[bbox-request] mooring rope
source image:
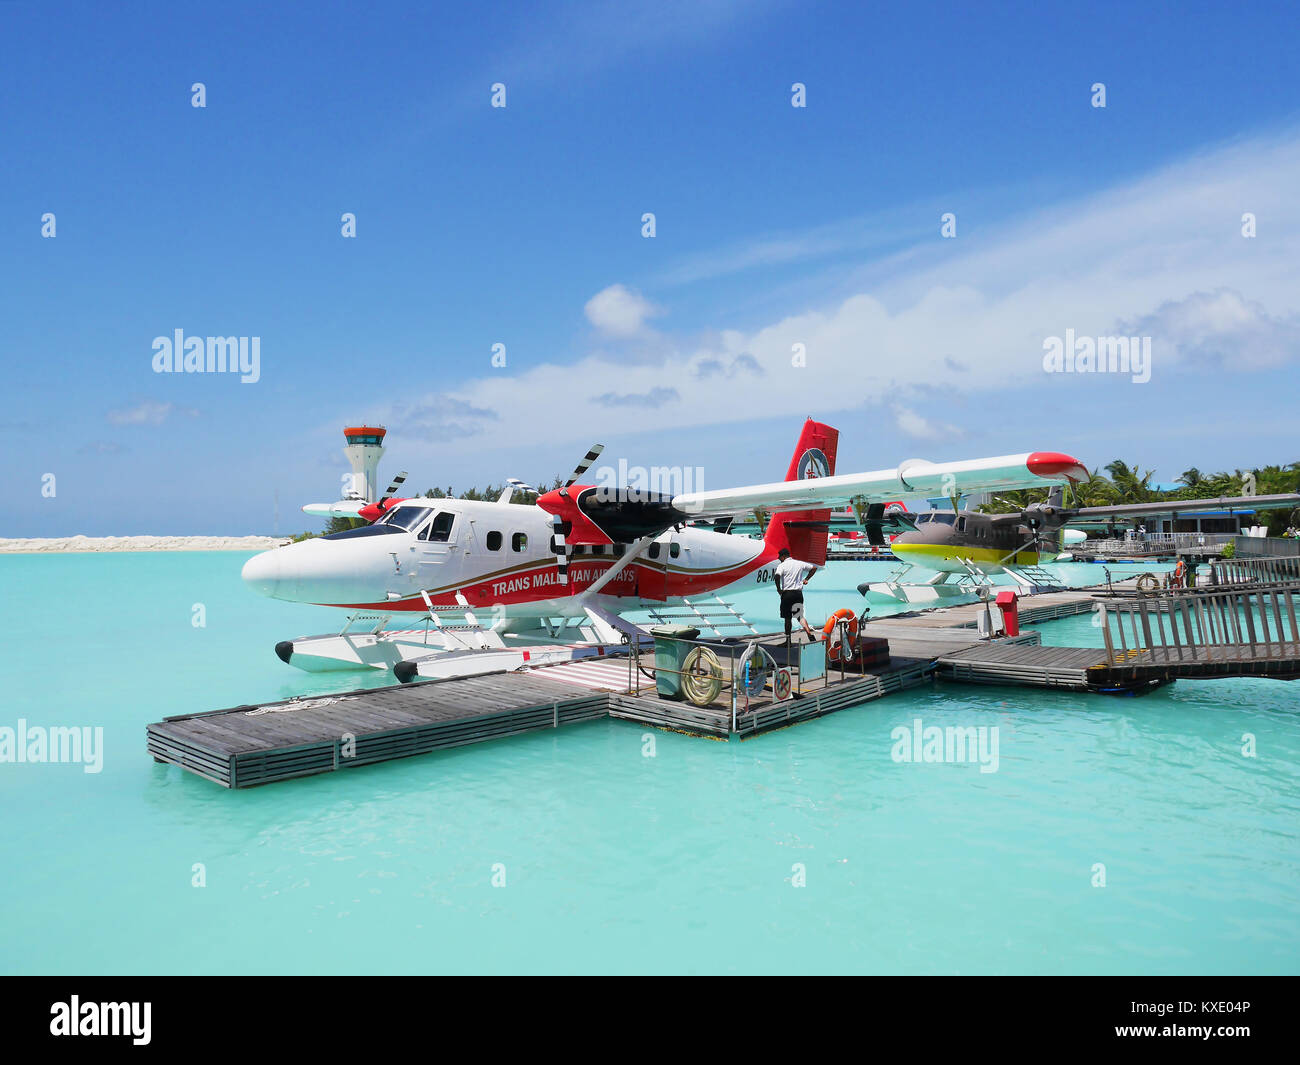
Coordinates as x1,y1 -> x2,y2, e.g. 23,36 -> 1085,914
245,696 -> 347,716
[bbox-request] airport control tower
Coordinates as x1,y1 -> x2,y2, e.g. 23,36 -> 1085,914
343,425 -> 386,502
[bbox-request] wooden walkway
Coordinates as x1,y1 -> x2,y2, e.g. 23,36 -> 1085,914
866,587 -> 1101,633
1100,642 -> 1300,680
936,644 -> 1109,691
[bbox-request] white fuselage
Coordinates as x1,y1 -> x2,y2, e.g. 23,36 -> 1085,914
243,497 -> 775,619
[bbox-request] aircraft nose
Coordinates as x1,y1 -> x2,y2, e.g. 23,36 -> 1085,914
241,549 -> 281,598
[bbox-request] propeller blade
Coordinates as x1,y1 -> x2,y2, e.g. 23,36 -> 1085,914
551,514 -> 570,585
357,470 -> 410,524
500,478 -> 535,503
564,445 -> 604,488
378,471 -> 408,506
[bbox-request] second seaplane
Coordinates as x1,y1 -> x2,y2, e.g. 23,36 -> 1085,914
858,487 -> 1300,604
242,419 -> 1088,678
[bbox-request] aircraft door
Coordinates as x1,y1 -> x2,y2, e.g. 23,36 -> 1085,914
412,510 -> 460,589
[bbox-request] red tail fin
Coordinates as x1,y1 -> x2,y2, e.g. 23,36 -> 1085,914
763,419 -> 839,565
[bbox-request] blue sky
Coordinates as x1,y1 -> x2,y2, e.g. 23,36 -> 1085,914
3,0 -> 1299,535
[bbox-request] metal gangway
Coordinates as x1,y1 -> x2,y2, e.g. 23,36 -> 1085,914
644,594 -> 759,638
1005,564 -> 1067,591
1096,583 -> 1300,676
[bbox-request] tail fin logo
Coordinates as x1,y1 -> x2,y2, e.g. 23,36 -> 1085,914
797,448 -> 830,480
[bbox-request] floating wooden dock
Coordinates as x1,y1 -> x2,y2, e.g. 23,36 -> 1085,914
149,651 -> 934,788
150,580 -> 1300,788
147,673 -> 611,788
936,644 -> 1112,691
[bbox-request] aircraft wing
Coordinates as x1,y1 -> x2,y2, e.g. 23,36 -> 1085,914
1070,493 -> 1300,523
302,500 -> 367,518
671,452 -> 1088,518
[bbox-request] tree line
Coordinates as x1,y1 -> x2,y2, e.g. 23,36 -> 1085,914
978,460 -> 1300,533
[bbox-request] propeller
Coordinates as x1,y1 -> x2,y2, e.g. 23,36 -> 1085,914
562,445 -> 604,490
546,444 -> 603,583
357,471 -> 409,523
857,500 -> 916,545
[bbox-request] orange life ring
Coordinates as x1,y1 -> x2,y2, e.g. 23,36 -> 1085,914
823,608 -> 859,663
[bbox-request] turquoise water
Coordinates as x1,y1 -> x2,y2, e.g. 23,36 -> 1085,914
1,553 -> 1297,974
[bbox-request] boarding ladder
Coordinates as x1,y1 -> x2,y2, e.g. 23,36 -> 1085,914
1004,565 -> 1067,592
414,589 -> 505,650
645,594 -> 759,638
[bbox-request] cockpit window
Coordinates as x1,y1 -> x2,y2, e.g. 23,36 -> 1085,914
381,505 -> 434,531
419,511 -> 455,543
921,512 -> 957,525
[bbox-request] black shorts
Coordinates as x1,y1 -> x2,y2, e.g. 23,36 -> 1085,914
779,589 -> 805,619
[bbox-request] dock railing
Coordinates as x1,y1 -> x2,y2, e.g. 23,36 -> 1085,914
1071,532 -> 1234,558
1098,584 -> 1300,666
1232,535 -> 1300,559
1209,555 -> 1300,587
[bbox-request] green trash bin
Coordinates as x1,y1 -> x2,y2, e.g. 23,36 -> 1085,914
649,625 -> 700,700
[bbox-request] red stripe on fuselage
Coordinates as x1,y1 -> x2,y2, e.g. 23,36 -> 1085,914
317,549 -> 776,612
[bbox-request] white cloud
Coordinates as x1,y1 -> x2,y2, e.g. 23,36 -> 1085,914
1119,288 -> 1300,370
77,440 -> 128,455
584,284 -> 659,337
891,404 -> 963,442
106,401 -> 197,426
366,128 -> 1300,460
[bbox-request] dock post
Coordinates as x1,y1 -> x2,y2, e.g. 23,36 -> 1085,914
730,645 -> 738,735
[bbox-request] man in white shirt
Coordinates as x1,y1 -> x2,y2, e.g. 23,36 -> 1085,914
774,548 -> 819,640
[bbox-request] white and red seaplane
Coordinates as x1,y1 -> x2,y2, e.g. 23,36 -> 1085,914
242,420 -> 1086,679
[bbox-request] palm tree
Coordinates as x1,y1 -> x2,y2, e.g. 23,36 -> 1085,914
1104,460 -> 1157,504
1068,468 -> 1118,508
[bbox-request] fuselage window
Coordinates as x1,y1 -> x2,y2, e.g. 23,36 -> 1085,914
648,542 -> 661,560
512,533 -> 527,552
669,542 -> 681,558
957,517 -> 967,532
486,531 -> 503,551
